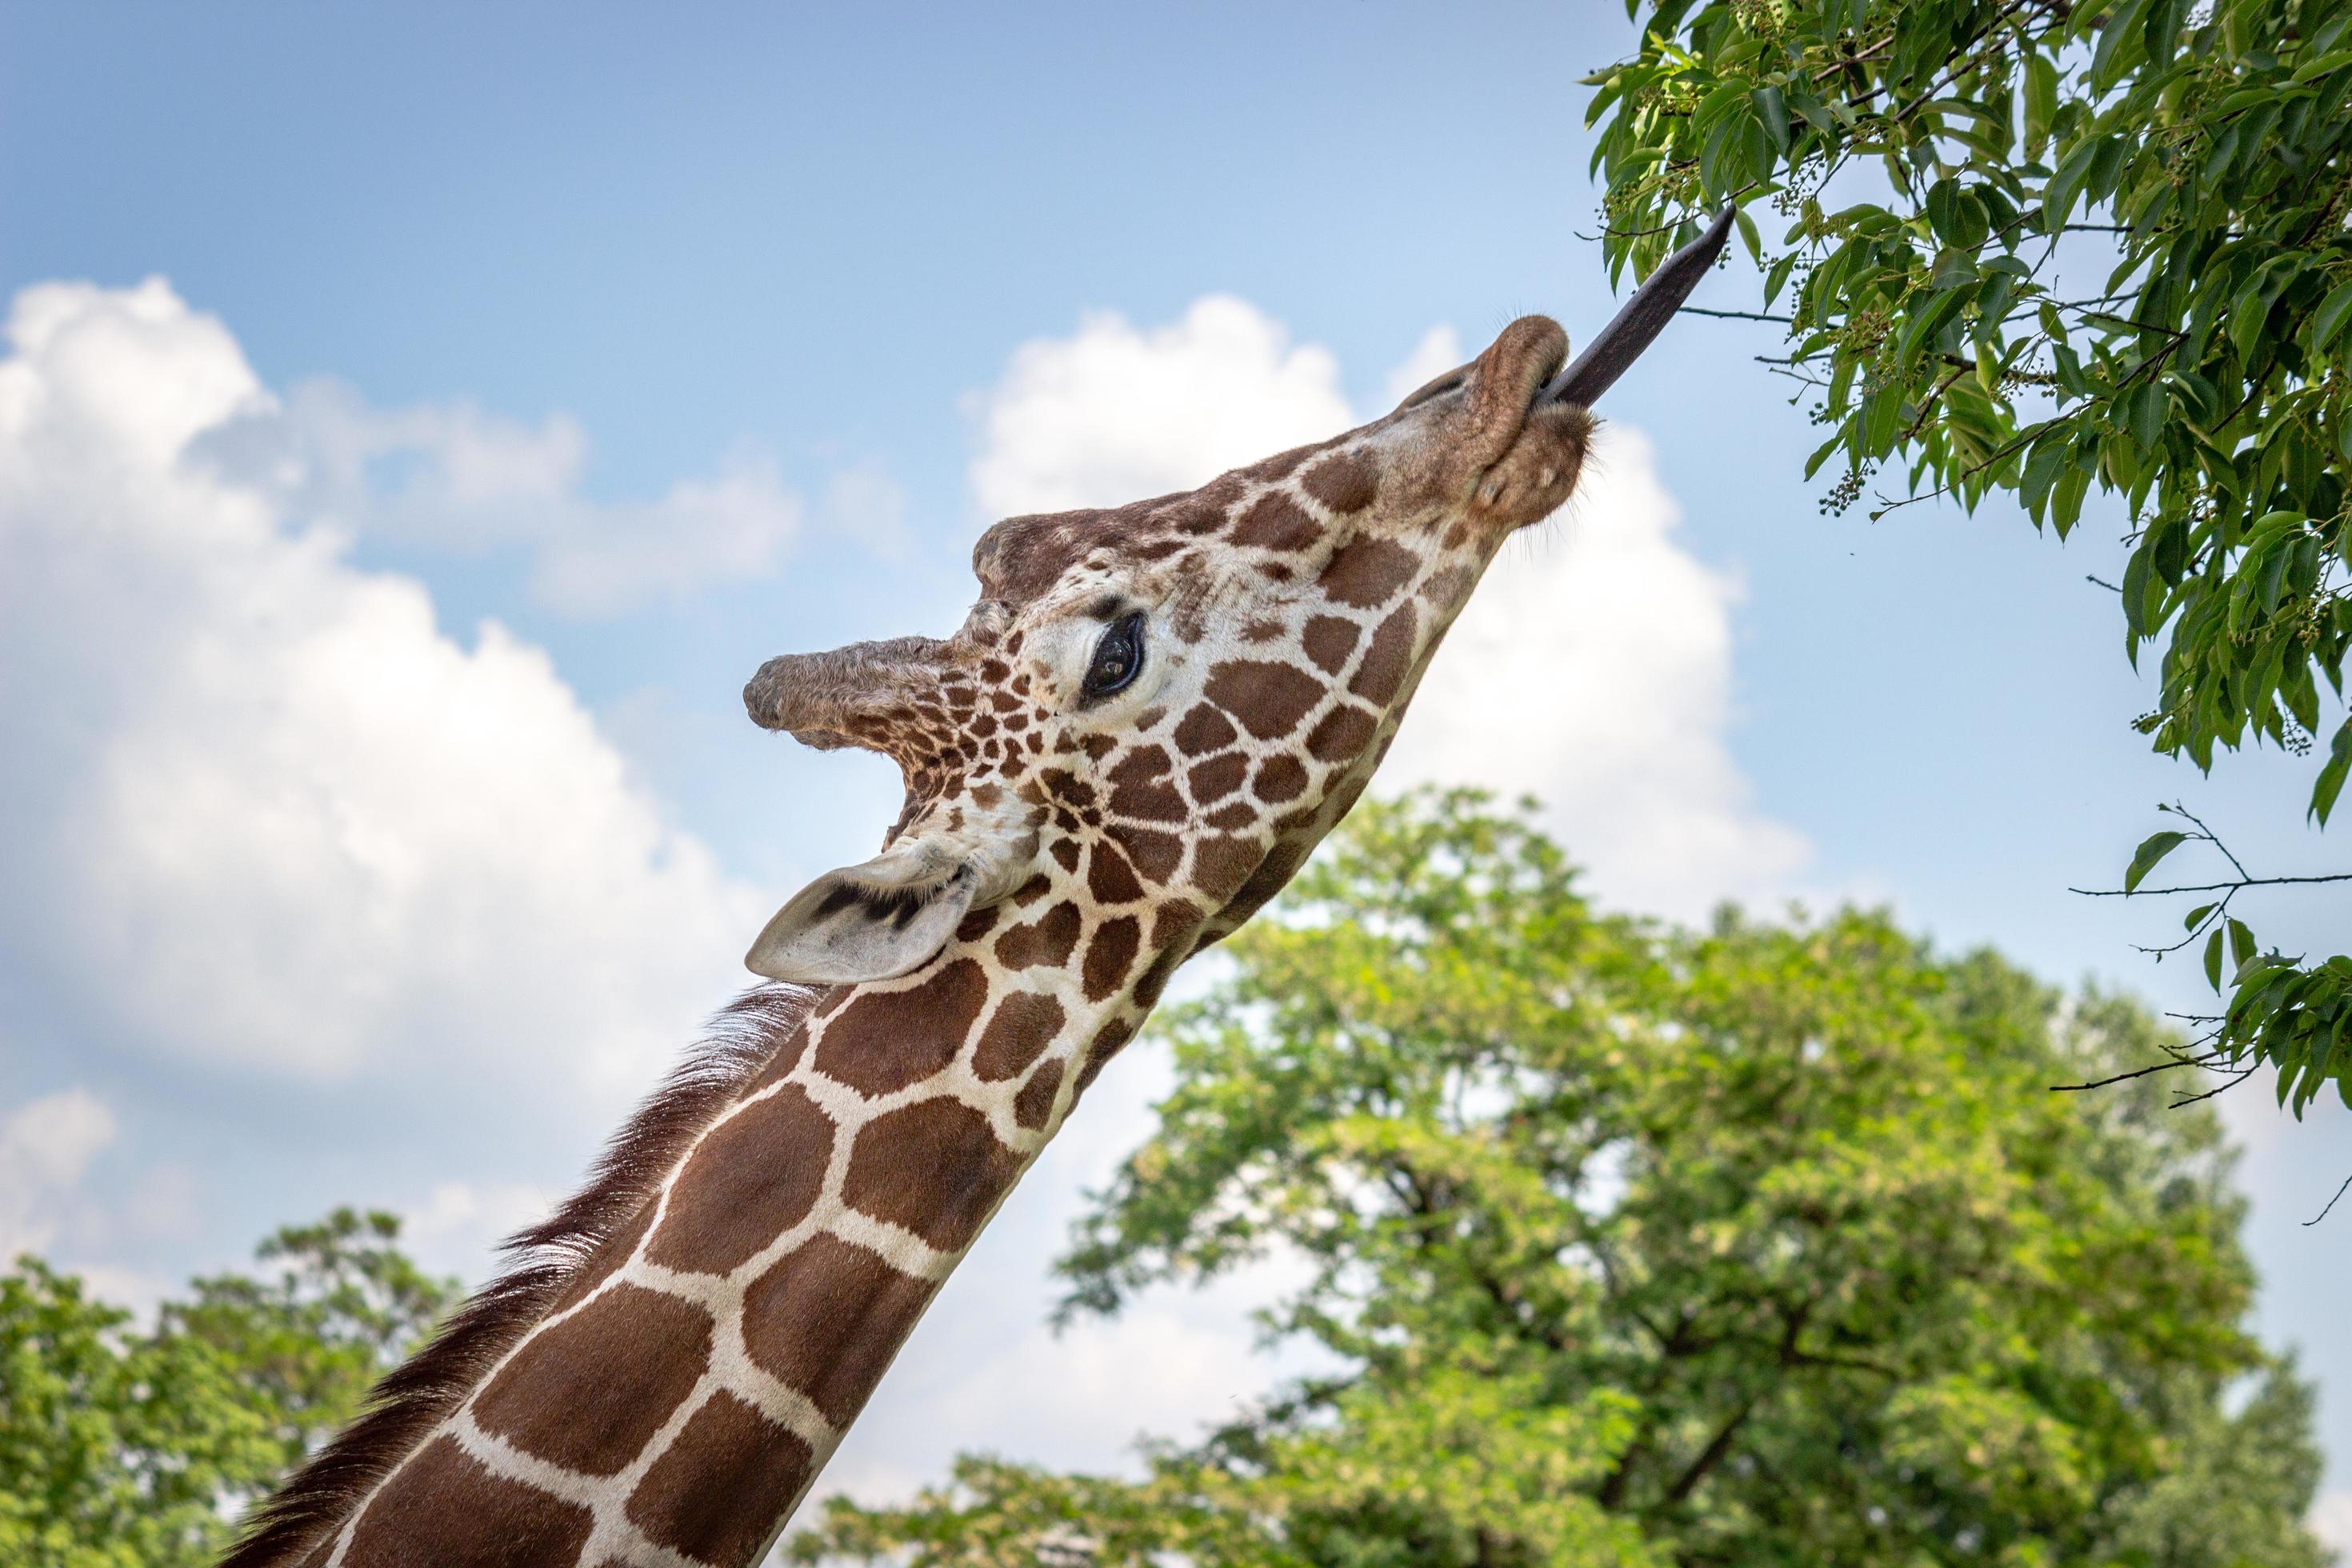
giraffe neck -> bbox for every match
[304,893,1169,1568]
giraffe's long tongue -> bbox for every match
[1542,206,1736,408]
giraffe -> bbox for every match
[222,212,1733,1568]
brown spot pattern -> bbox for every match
[1349,603,1418,706]
[841,1099,1023,1252]
[1318,536,1420,607]
[1187,752,1247,802]
[1204,660,1325,740]
[1307,706,1379,763]
[1252,755,1308,803]
[1302,450,1378,513]
[547,1195,658,1316]
[972,991,1066,1082]
[1173,704,1238,755]
[1302,615,1359,674]
[1110,824,1182,883]
[1191,834,1262,901]
[815,959,990,1097]
[626,1391,812,1566]
[743,1235,938,1426]
[1107,746,1183,822]
[1014,1061,1065,1130]
[343,1436,594,1568]
[644,1086,832,1276]
[1230,492,1321,551]
[1086,841,1145,903]
[994,902,1082,970]
[1082,916,1141,1001]
[474,1286,710,1476]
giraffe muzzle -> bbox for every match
[1540,206,1735,409]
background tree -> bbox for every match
[793,792,2328,1568]
[0,1209,454,1568]
[1581,0,2352,1130]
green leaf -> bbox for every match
[2024,51,2059,154]
[2092,0,2153,86]
[1750,85,1789,152]
[2124,830,2189,891]
[2185,902,2217,930]
[2230,918,2258,973]
[2206,926,2227,990]
[2313,721,2352,826]
[2312,279,2352,352]
[2046,137,2102,227]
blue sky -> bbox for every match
[3,0,2347,1543]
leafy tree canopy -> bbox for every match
[794,792,2326,1568]
[1582,0,2352,1122]
[0,1208,454,1568]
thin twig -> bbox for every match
[2305,1171,2352,1226]
[2161,802,2251,882]
[2168,1071,2256,1109]
[2069,873,2352,897]
[2050,1056,2222,1092]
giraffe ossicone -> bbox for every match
[223,214,1731,1568]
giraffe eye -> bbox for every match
[1081,611,1147,702]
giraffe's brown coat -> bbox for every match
[1230,492,1320,551]
[972,991,1066,1082]
[1204,660,1325,740]
[1302,614,1360,674]
[1252,754,1308,803]
[547,1195,658,1315]
[743,1234,939,1426]
[1086,840,1146,903]
[746,1016,814,1092]
[1014,1061,1064,1130]
[842,1099,1024,1252]
[1318,535,1420,607]
[1173,703,1238,755]
[1302,450,1379,513]
[1349,602,1418,706]
[1110,823,1183,883]
[1190,834,1263,902]
[644,1085,831,1275]
[1082,916,1141,1001]
[994,902,1082,970]
[342,1436,594,1567]
[625,1390,812,1565]
[473,1285,711,1476]
[814,958,989,1096]
[1306,705,1380,764]
[1187,752,1247,802]
[1107,745,1184,822]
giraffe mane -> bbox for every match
[216,983,818,1568]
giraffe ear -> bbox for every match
[743,839,979,985]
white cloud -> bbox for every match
[965,301,1810,918]
[402,1179,556,1281]
[0,1087,117,1262]
[0,278,762,1094]
[816,456,915,562]
[1379,324,1465,410]
[1384,426,1812,918]
[2312,1489,2352,1554]
[197,372,802,618]
[969,295,1354,516]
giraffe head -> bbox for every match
[743,216,1731,986]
